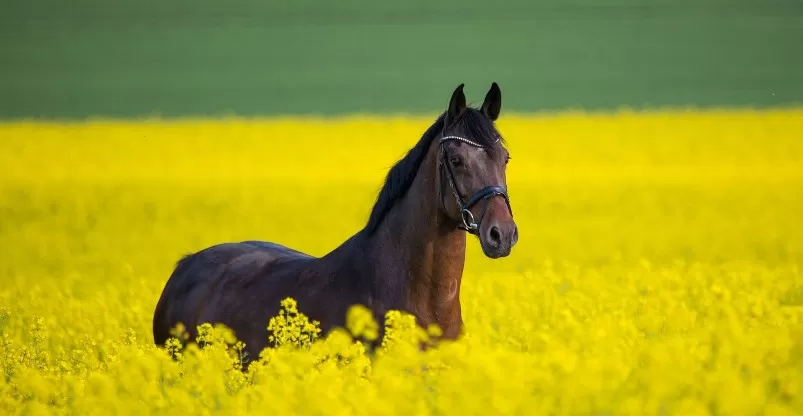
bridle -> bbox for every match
[439,135,512,235]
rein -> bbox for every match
[439,135,512,235]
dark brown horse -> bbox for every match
[152,83,518,361]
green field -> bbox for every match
[2,0,803,118]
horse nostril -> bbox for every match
[489,226,502,246]
[512,226,519,245]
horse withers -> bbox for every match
[152,82,518,362]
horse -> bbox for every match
[152,82,518,362]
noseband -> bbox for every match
[439,135,512,235]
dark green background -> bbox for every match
[2,0,802,119]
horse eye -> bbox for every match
[449,156,462,167]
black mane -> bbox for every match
[363,108,502,235]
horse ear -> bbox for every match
[445,83,466,126]
[481,82,502,121]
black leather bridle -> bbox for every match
[439,135,512,235]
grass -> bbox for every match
[1,109,802,414]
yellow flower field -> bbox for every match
[1,109,803,415]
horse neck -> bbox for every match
[367,140,467,337]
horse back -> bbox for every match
[151,240,314,347]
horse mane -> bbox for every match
[363,107,503,235]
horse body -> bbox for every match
[152,83,517,361]
[152,158,467,358]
